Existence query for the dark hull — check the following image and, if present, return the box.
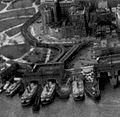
[85,88,101,100]
[73,95,85,101]
[21,86,38,107]
[32,86,42,112]
[56,85,71,99]
[58,94,70,99]
[41,90,55,105]
[32,105,40,112]
[21,95,36,107]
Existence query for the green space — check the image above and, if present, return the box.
[0,8,35,20]
[0,44,31,59]
[0,17,30,32]
[0,2,6,11]
[22,48,48,63]
[7,0,33,10]
[5,26,21,37]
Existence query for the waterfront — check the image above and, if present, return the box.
[1,84,120,117]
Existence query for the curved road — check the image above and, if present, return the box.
[21,10,65,62]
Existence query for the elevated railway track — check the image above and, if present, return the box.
[20,5,93,85]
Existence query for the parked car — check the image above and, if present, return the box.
[41,80,56,105]
[32,85,43,112]
[0,63,11,74]
[72,79,85,101]
[81,66,101,100]
[3,81,11,91]
[21,82,38,107]
[0,82,5,93]
[5,78,22,96]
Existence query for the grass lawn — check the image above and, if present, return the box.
[0,8,35,20]
[0,17,30,32]
[0,44,31,59]
[7,0,34,10]
[5,26,21,37]
[0,2,7,11]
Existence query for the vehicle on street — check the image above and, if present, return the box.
[3,81,11,91]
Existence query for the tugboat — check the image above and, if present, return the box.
[82,66,101,100]
[21,82,38,107]
[56,77,71,99]
[72,78,85,101]
[5,77,22,96]
[41,80,56,105]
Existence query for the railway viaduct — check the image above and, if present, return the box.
[94,54,120,78]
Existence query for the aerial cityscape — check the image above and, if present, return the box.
[1,0,120,117]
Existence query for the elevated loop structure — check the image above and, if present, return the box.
[21,8,91,85]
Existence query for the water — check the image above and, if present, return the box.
[0,84,120,117]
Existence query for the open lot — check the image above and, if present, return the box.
[0,8,35,20]
[0,44,31,59]
[5,26,21,37]
[0,0,36,38]
[7,0,34,10]
[0,2,6,11]
[0,17,30,32]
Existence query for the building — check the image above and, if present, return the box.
[40,0,90,38]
